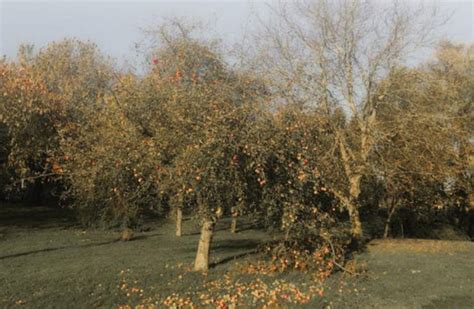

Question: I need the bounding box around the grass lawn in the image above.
[1,204,473,308]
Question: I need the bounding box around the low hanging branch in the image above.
[318,233,354,276]
[13,172,68,188]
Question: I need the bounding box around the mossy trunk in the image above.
[176,207,183,237]
[193,219,215,272]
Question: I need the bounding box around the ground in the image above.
[323,239,474,308]
[0,204,473,308]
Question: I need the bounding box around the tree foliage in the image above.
[0,6,473,272]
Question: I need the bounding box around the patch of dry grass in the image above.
[369,238,474,254]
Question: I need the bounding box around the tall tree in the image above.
[372,65,469,237]
[0,39,113,198]
[138,22,268,271]
[250,0,443,243]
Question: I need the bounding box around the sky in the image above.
[1,0,473,68]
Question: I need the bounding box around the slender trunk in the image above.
[383,217,391,239]
[383,198,398,238]
[175,207,183,237]
[231,218,237,233]
[194,219,215,272]
[284,227,291,241]
[230,206,238,233]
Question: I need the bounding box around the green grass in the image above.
[1,204,473,308]
[1,204,290,308]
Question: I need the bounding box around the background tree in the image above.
[130,22,269,270]
[0,39,113,202]
[0,55,61,201]
[251,104,351,266]
[372,66,468,237]
[249,0,444,243]
[426,42,474,226]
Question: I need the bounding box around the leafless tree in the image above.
[249,0,445,241]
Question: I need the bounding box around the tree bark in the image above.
[346,199,363,240]
[230,206,238,233]
[327,186,363,241]
[383,198,398,238]
[193,218,215,272]
[383,218,391,239]
[231,218,237,234]
[348,175,363,240]
[175,207,183,237]
[336,131,363,241]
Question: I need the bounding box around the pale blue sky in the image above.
[1,0,472,67]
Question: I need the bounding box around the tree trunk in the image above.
[327,186,362,242]
[383,198,398,238]
[230,206,238,233]
[231,218,237,233]
[175,207,183,237]
[336,132,363,242]
[348,176,363,240]
[194,219,215,272]
[346,200,363,240]
[383,219,391,239]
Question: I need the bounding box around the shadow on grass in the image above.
[0,232,161,260]
[0,203,76,230]
[132,233,161,241]
[0,239,119,260]
[232,223,263,233]
[208,238,263,268]
[212,238,262,251]
[185,226,233,236]
[422,295,474,308]
[186,218,262,236]
[209,249,259,268]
